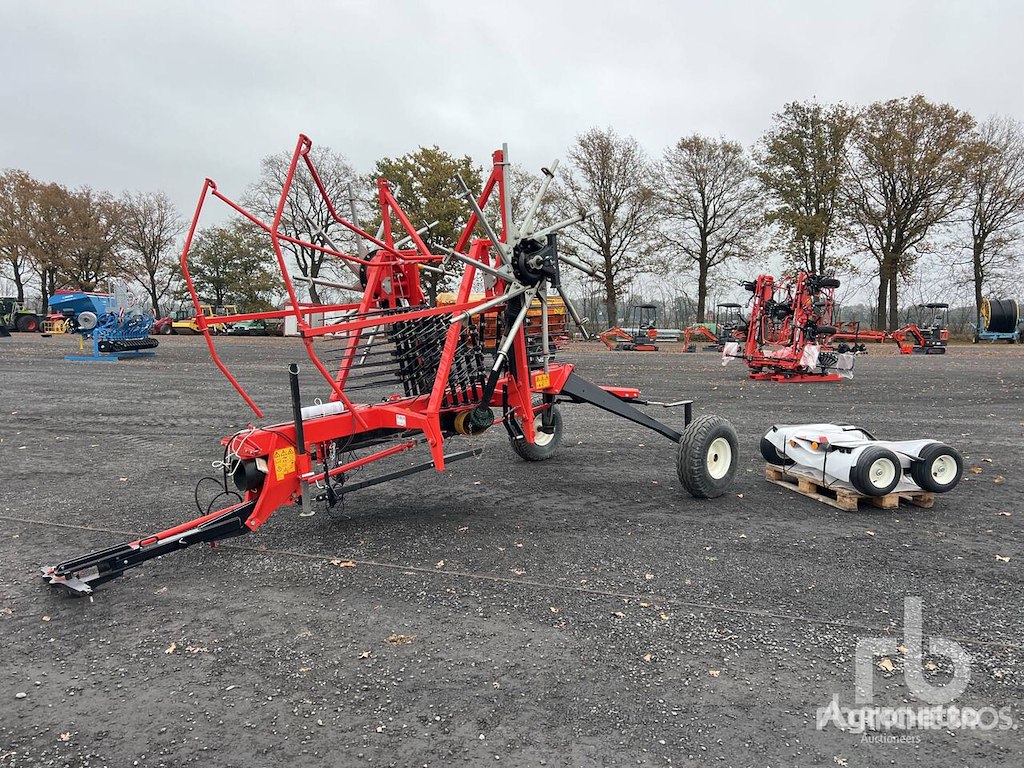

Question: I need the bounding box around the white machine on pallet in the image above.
[760,423,963,497]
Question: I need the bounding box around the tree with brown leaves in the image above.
[0,169,38,303]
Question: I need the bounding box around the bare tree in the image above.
[847,95,975,330]
[120,190,185,315]
[245,146,359,304]
[0,170,38,303]
[188,220,283,310]
[756,101,856,274]
[963,115,1024,328]
[559,127,659,327]
[659,135,764,321]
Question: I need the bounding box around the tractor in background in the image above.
[0,297,41,335]
[172,304,239,334]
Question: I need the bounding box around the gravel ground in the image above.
[0,333,1021,767]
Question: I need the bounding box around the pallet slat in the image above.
[764,465,935,512]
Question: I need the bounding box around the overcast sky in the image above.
[3,0,1023,227]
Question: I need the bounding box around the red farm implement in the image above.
[725,272,849,382]
[827,303,949,356]
[43,135,739,595]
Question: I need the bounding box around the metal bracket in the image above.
[558,372,686,443]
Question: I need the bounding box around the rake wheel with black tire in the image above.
[676,415,739,498]
[509,404,563,462]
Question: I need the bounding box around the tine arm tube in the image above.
[393,220,439,250]
[558,253,601,278]
[450,283,530,323]
[555,285,592,340]
[528,212,588,241]
[455,174,509,259]
[438,245,516,283]
[520,159,559,237]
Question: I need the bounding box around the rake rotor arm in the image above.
[558,252,601,278]
[519,159,558,236]
[437,245,516,283]
[554,285,592,339]
[526,212,588,242]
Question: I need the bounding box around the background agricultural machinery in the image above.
[48,289,159,361]
[725,271,851,382]
[682,303,747,353]
[827,302,949,355]
[44,135,739,595]
[974,298,1022,343]
[0,296,40,335]
[599,304,661,351]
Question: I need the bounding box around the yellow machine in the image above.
[171,304,238,334]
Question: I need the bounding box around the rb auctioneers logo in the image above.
[817,597,1016,736]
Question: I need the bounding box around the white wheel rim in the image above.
[869,457,897,488]
[533,415,555,446]
[706,437,732,480]
[931,455,957,485]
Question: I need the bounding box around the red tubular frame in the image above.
[172,136,572,532]
[737,272,839,381]
[43,135,699,596]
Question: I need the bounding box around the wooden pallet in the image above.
[764,465,935,512]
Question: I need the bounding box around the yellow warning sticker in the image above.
[534,372,551,389]
[273,447,296,480]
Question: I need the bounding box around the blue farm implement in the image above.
[50,290,160,361]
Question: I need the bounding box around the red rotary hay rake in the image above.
[43,135,739,595]
[727,271,848,382]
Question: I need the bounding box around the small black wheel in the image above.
[510,404,563,461]
[759,435,793,466]
[676,415,739,498]
[158,323,172,335]
[910,443,963,493]
[818,277,841,289]
[815,325,838,337]
[850,446,902,496]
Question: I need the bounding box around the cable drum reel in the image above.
[981,298,1020,333]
